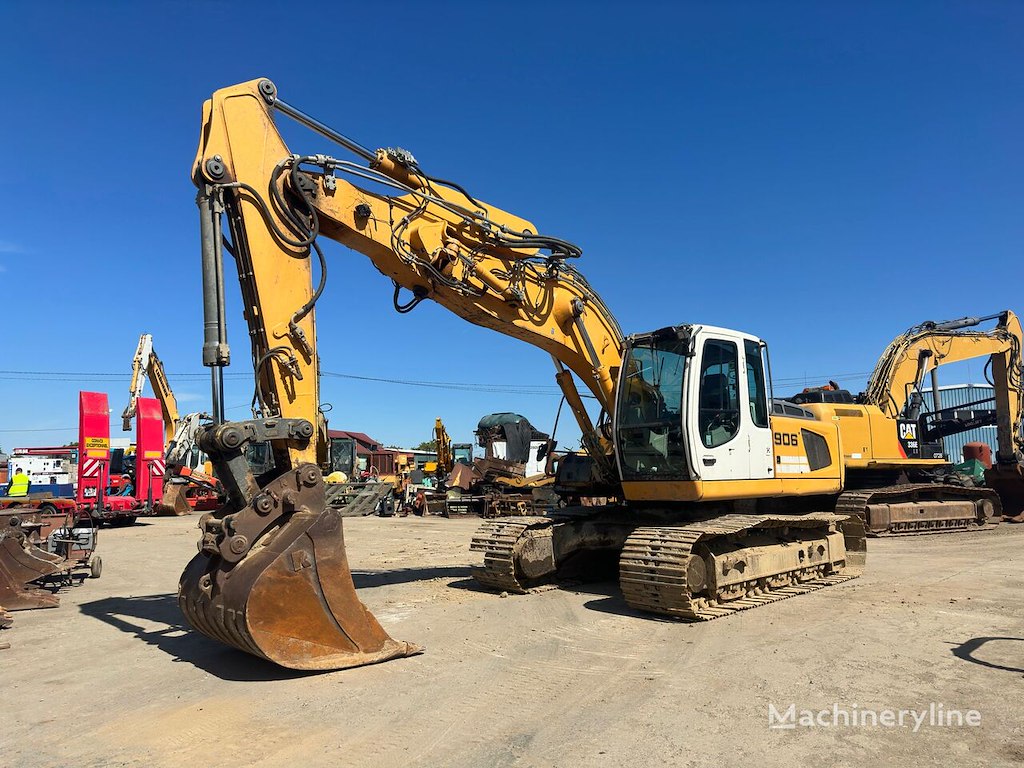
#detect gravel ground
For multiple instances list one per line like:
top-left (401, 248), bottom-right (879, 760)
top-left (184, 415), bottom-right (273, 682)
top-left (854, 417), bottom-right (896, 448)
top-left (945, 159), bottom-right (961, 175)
top-left (5, 514), bottom-right (1023, 768)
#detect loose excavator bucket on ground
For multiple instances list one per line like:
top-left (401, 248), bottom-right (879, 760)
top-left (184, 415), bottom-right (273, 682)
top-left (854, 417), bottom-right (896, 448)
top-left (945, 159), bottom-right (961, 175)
top-left (0, 511), bottom-right (64, 610)
top-left (155, 481), bottom-right (193, 516)
top-left (178, 429), bottom-right (421, 670)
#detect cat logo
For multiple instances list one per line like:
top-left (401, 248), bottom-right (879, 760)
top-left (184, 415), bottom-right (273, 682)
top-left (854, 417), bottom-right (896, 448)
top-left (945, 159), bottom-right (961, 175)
top-left (898, 422), bottom-right (918, 440)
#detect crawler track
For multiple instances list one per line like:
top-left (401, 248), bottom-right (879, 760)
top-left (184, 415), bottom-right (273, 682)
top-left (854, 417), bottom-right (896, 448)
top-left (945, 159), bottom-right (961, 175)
top-left (471, 512), bottom-right (863, 621)
top-left (470, 516), bottom-right (554, 592)
top-left (619, 514), bottom-right (859, 620)
top-left (836, 483), bottom-right (1001, 536)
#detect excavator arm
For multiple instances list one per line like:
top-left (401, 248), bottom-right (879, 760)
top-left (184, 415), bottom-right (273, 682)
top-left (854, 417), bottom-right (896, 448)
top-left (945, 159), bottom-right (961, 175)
top-left (193, 79), bottom-right (621, 466)
top-left (862, 311), bottom-right (1024, 463)
top-left (435, 418), bottom-right (453, 474)
top-left (179, 78), bottom-right (624, 671)
top-left (121, 333), bottom-right (180, 444)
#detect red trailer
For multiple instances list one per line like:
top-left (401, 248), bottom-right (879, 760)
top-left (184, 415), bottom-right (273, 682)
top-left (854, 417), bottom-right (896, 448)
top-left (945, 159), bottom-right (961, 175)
top-left (2, 392), bottom-right (159, 526)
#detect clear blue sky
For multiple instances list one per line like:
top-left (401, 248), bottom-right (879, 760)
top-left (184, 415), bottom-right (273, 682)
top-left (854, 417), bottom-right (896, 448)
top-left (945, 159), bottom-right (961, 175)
top-left (1, 1), bottom-right (1021, 452)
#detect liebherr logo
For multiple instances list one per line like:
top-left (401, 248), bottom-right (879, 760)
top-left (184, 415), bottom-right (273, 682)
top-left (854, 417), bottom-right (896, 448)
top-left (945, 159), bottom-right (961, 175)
top-left (768, 703), bottom-right (982, 732)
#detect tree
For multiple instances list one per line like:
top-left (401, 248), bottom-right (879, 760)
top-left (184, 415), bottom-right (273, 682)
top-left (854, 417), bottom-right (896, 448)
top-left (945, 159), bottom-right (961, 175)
top-left (413, 440), bottom-right (437, 452)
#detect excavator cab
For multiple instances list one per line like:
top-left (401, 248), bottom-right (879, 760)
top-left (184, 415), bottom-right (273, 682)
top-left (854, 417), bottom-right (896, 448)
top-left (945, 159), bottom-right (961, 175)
top-left (615, 325), bottom-right (779, 486)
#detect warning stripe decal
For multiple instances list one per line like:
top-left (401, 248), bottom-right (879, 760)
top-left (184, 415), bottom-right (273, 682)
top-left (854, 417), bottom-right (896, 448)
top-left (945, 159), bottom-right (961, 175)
top-left (80, 458), bottom-right (102, 477)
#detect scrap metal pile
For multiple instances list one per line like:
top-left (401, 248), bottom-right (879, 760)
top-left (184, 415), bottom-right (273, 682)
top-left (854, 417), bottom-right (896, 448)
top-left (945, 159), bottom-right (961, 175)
top-left (444, 413), bottom-right (558, 517)
top-left (0, 507), bottom-right (102, 649)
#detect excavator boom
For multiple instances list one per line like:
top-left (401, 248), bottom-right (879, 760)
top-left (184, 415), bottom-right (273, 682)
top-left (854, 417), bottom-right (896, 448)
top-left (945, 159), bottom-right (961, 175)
top-left (121, 333), bottom-right (181, 444)
top-left (180, 78), bottom-right (626, 670)
top-left (863, 310), bottom-right (1023, 461)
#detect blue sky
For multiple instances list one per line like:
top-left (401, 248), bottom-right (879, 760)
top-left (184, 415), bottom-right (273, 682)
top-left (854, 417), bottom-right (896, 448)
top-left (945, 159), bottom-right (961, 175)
top-left (1, 1), bottom-right (1021, 452)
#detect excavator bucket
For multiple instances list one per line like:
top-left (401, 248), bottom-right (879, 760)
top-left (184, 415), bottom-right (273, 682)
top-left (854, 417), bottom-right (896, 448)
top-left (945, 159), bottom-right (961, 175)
top-left (987, 463), bottom-right (1024, 522)
top-left (155, 481), bottom-right (192, 516)
top-left (0, 512), bottom-right (64, 611)
top-left (178, 464), bottom-right (422, 671)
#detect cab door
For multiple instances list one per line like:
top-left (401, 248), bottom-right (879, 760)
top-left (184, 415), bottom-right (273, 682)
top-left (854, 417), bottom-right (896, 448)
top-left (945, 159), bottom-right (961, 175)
top-left (743, 339), bottom-right (774, 479)
top-left (688, 334), bottom-right (772, 481)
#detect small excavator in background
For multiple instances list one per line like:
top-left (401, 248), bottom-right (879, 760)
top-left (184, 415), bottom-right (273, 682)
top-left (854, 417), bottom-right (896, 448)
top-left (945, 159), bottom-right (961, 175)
top-left (421, 418), bottom-right (469, 483)
top-left (177, 78), bottom-right (1024, 672)
top-left (121, 333), bottom-right (220, 514)
top-left (122, 333), bottom-right (178, 440)
top-left (158, 411), bottom-right (221, 515)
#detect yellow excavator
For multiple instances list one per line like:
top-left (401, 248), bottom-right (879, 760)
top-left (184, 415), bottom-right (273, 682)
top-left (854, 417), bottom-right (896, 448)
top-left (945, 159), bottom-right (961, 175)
top-left (121, 333), bottom-right (219, 515)
top-left (420, 418), bottom-right (452, 482)
top-left (178, 78), bottom-right (1023, 672)
top-left (122, 333), bottom-right (179, 442)
top-left (850, 312), bottom-right (1024, 530)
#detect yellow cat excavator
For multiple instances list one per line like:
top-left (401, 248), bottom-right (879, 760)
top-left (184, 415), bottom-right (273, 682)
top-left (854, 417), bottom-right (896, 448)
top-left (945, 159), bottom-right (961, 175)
top-left (178, 78), bottom-right (1023, 672)
top-left (853, 312), bottom-right (1024, 530)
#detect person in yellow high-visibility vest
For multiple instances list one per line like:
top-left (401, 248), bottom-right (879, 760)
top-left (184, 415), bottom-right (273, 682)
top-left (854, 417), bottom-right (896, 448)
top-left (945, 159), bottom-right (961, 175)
top-left (7, 468), bottom-right (30, 497)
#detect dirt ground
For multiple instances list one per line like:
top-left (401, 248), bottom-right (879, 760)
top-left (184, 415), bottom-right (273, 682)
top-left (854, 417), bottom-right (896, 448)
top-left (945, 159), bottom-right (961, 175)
top-left (5, 514), bottom-right (1023, 768)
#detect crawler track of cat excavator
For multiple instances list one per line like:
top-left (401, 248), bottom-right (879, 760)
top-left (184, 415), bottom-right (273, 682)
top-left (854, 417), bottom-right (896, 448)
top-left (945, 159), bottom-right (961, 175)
top-left (836, 483), bottom-right (1001, 537)
top-left (471, 511), bottom-right (866, 619)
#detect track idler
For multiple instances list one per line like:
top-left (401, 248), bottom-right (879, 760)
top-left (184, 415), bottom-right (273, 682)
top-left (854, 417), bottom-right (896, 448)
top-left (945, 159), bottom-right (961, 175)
top-left (178, 463), bottom-right (421, 670)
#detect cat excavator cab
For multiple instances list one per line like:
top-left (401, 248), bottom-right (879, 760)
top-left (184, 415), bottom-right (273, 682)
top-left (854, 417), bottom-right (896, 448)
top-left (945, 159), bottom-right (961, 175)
top-left (179, 78), bottom-right (1020, 672)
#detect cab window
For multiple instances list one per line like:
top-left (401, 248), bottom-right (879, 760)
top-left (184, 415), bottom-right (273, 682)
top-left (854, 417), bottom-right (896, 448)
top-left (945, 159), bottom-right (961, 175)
top-left (744, 339), bottom-right (769, 428)
top-left (616, 333), bottom-right (689, 480)
top-left (698, 339), bottom-right (740, 448)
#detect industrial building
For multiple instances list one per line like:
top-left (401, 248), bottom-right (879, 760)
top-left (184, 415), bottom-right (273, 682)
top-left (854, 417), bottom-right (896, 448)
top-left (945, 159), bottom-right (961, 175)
top-left (920, 383), bottom-right (998, 463)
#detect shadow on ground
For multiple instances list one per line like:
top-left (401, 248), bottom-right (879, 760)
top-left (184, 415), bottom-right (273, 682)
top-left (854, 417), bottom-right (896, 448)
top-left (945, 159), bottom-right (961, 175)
top-left (79, 566), bottom-right (476, 680)
top-left (442, 549), bottom-right (677, 620)
top-left (949, 636), bottom-right (1024, 674)
top-left (78, 593), bottom-right (316, 681)
top-left (351, 565), bottom-right (473, 589)
top-left (577, 580), bottom-right (683, 622)
top-left (445, 561), bottom-right (676, 622)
